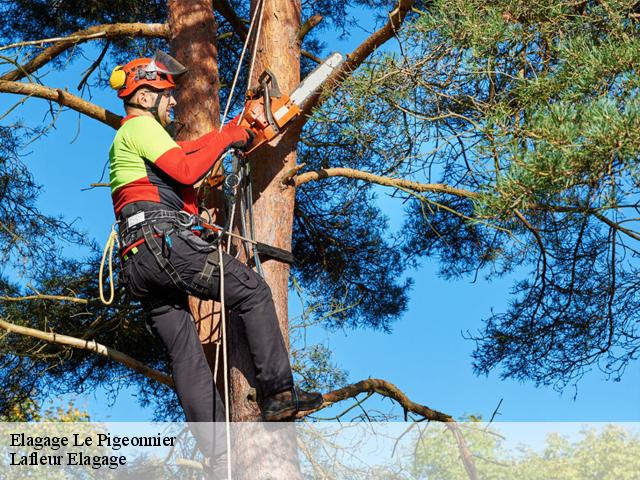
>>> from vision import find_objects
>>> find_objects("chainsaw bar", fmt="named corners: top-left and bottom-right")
top-left (288, 52), bottom-right (344, 108)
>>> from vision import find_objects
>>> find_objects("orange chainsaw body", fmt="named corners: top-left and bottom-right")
top-left (239, 94), bottom-right (301, 153)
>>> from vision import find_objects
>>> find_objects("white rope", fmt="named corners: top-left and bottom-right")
top-left (215, 3), bottom-right (268, 479)
top-left (217, 241), bottom-right (232, 480)
top-left (219, 0), bottom-right (266, 129)
top-left (237, 0), bottom-right (267, 123)
top-left (99, 224), bottom-right (119, 305)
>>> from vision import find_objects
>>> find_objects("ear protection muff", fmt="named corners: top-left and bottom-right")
top-left (109, 66), bottom-right (126, 90)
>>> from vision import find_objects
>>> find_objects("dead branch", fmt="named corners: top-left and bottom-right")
top-left (285, 167), bottom-right (477, 199)
top-left (300, 378), bottom-right (479, 480)
top-left (0, 317), bottom-right (173, 387)
top-left (1, 294), bottom-right (88, 304)
top-left (1, 23), bottom-right (169, 82)
top-left (300, 0), bottom-right (419, 117)
top-left (305, 378), bottom-right (451, 421)
top-left (0, 80), bottom-right (121, 129)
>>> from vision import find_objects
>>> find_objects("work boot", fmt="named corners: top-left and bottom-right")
top-left (262, 386), bottom-right (324, 421)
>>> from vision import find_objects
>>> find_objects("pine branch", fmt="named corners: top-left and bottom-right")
top-left (300, 0), bottom-right (419, 117)
top-left (1, 23), bottom-right (168, 82)
top-left (0, 79), bottom-right (121, 128)
top-left (298, 15), bottom-right (324, 42)
top-left (0, 318), bottom-right (173, 387)
top-left (284, 166), bottom-right (477, 199)
top-left (307, 378), bottom-right (451, 421)
top-left (212, 0), bottom-right (248, 38)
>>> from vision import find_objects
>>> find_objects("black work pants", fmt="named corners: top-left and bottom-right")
top-left (122, 227), bottom-right (294, 455)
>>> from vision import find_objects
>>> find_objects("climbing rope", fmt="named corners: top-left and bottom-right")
top-left (99, 224), bottom-right (119, 305)
top-left (217, 240), bottom-right (232, 480)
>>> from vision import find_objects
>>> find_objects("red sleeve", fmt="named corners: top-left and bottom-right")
top-left (176, 120), bottom-right (245, 154)
top-left (176, 131), bottom-right (217, 154)
top-left (154, 125), bottom-right (250, 185)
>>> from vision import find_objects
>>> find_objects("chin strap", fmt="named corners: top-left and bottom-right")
top-left (125, 91), bottom-right (164, 124)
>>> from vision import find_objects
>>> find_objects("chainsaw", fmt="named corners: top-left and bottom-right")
top-left (240, 51), bottom-right (343, 153)
top-left (205, 52), bottom-right (343, 188)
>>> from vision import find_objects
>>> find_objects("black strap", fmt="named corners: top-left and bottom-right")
top-left (255, 242), bottom-right (295, 265)
top-left (141, 224), bottom-right (189, 290)
top-left (194, 249), bottom-right (220, 293)
top-left (118, 210), bottom-right (195, 246)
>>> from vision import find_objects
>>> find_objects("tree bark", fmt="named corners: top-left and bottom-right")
top-left (229, 0), bottom-right (303, 478)
top-left (167, 0), bottom-right (225, 382)
top-left (167, 0), bottom-right (302, 476)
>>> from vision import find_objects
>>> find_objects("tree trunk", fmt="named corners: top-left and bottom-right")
top-left (229, 0), bottom-right (301, 422)
top-left (168, 0), bottom-right (224, 371)
top-left (168, 0), bottom-right (303, 477)
top-left (228, 1), bottom-right (303, 478)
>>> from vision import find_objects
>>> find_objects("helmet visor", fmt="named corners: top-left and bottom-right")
top-left (146, 50), bottom-right (188, 76)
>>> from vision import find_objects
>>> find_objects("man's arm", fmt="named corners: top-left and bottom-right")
top-left (128, 116), bottom-right (251, 185)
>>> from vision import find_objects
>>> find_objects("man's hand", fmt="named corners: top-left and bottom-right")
top-left (223, 123), bottom-right (256, 151)
top-left (235, 128), bottom-right (256, 151)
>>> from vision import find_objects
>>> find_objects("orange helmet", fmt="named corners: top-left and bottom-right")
top-left (110, 51), bottom-right (187, 98)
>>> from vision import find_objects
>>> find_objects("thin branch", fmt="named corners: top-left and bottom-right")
top-left (298, 15), bottom-right (324, 42)
top-left (1, 23), bottom-right (169, 82)
top-left (592, 211), bottom-right (640, 242)
top-left (300, 0), bottom-right (419, 118)
top-left (285, 167), bottom-right (477, 199)
top-left (302, 50), bottom-right (323, 64)
top-left (0, 80), bottom-right (121, 128)
top-left (0, 294), bottom-right (88, 304)
top-left (0, 318), bottom-right (173, 387)
top-left (77, 41), bottom-right (110, 91)
top-left (300, 378), bottom-right (479, 480)
top-left (0, 32), bottom-right (107, 51)
top-left (304, 378), bottom-right (452, 422)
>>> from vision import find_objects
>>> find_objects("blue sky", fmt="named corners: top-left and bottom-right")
top-left (2, 16), bottom-right (639, 423)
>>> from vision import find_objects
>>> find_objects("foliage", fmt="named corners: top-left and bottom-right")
top-left (412, 423), bottom-right (640, 479)
top-left (312, 0), bottom-right (640, 388)
top-left (0, 125), bottom-right (86, 272)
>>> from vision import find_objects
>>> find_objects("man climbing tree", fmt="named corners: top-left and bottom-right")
top-left (108, 45), bottom-right (322, 440)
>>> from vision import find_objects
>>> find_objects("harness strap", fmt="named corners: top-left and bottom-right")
top-left (195, 250), bottom-right (220, 292)
top-left (141, 224), bottom-right (190, 290)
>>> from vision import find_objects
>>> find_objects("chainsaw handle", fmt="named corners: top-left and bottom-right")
top-left (256, 69), bottom-right (282, 98)
top-left (261, 78), bottom-right (280, 135)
